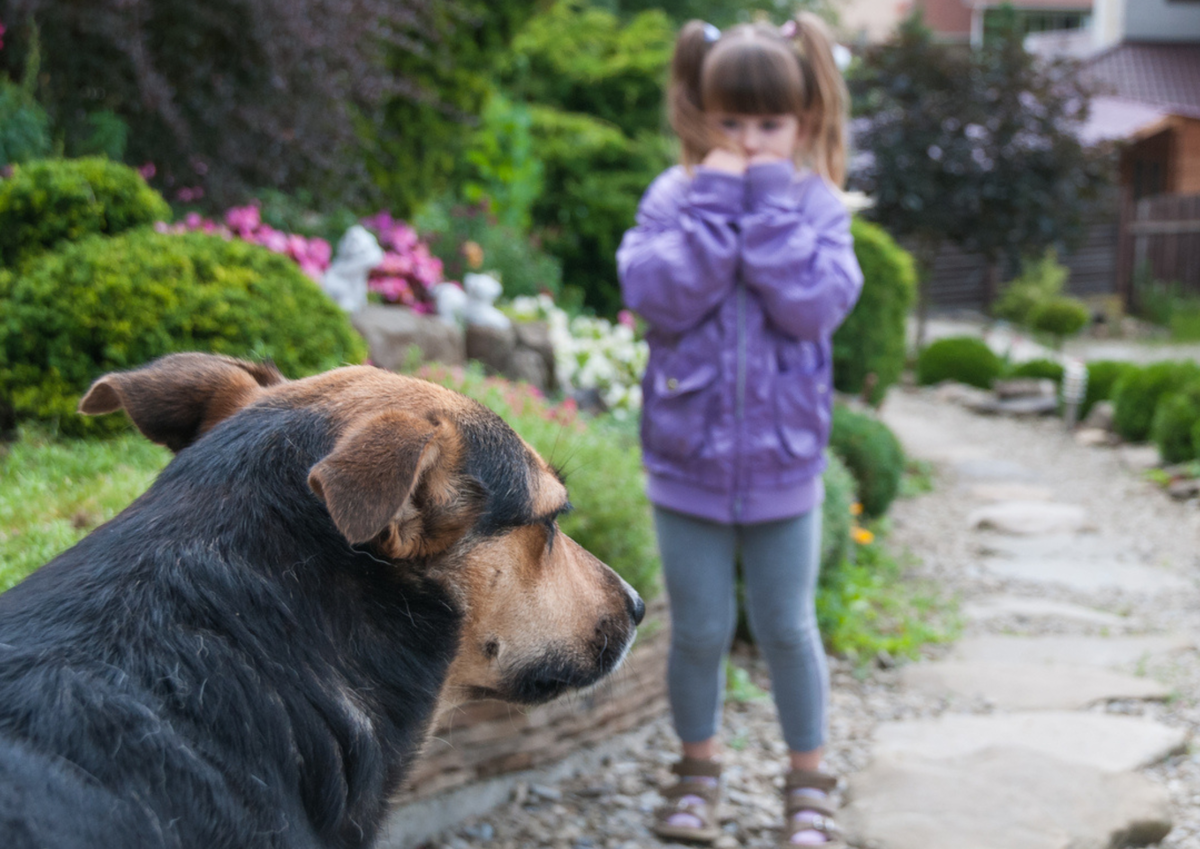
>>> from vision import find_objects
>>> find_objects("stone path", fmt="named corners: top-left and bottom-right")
top-left (389, 387), bottom-right (1200, 849)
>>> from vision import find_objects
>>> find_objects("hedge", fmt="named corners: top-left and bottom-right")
top-left (916, 336), bottom-right (1004, 389)
top-left (1111, 361), bottom-right (1200, 443)
top-left (829, 405), bottom-right (905, 519)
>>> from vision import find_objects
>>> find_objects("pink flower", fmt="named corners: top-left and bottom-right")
top-left (618, 310), bottom-right (637, 329)
top-left (308, 238), bottom-right (332, 267)
top-left (224, 204), bottom-right (261, 235)
top-left (184, 211), bottom-right (204, 229)
top-left (153, 221), bottom-right (170, 233)
top-left (260, 229), bottom-right (289, 254)
top-left (138, 162), bottom-right (157, 180)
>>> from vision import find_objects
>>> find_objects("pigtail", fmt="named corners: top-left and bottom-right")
top-left (669, 20), bottom-right (718, 168)
top-left (788, 13), bottom-right (849, 187)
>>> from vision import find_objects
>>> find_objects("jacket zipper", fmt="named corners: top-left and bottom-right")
top-left (733, 280), bottom-right (746, 522)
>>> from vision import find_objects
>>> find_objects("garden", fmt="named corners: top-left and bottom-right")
top-left (10, 3), bottom-right (1199, 841)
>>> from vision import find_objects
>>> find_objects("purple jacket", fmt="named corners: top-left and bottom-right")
top-left (617, 161), bottom-right (863, 524)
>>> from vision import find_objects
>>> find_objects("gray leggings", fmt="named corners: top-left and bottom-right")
top-left (654, 506), bottom-right (827, 752)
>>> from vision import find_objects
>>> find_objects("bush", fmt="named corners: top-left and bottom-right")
top-left (829, 405), bottom-right (905, 519)
top-left (820, 451), bottom-right (858, 577)
top-left (0, 229), bottom-right (367, 436)
top-left (916, 336), bottom-right (1004, 389)
top-left (413, 363), bottom-right (660, 598)
top-left (993, 250), bottom-right (1069, 325)
top-left (833, 219), bottom-right (917, 405)
top-left (1111, 361), bottom-right (1200, 443)
top-left (1028, 295), bottom-right (1090, 343)
top-left (1151, 383), bottom-right (1200, 464)
top-left (1082, 360), bottom-right (1137, 420)
top-left (1007, 358), bottom-right (1064, 384)
top-left (0, 158), bottom-right (171, 268)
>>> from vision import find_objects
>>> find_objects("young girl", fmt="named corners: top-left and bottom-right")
top-left (617, 14), bottom-right (862, 848)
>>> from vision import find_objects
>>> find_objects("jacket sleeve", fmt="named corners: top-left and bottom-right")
top-left (739, 161), bottom-right (863, 341)
top-left (617, 167), bottom-right (742, 335)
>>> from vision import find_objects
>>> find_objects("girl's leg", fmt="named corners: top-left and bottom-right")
top-left (653, 506), bottom-right (740, 748)
top-left (738, 508), bottom-right (828, 756)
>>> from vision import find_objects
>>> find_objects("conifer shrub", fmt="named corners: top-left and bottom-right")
top-left (915, 336), bottom-right (1003, 389)
top-left (0, 158), bottom-right (170, 267)
top-left (1150, 383), bottom-right (1200, 464)
top-left (1028, 295), bottom-right (1090, 344)
top-left (833, 219), bottom-right (917, 405)
top-left (1111, 361), bottom-right (1200, 443)
top-left (829, 405), bottom-right (905, 519)
top-left (0, 229), bottom-right (367, 436)
top-left (1081, 360), bottom-right (1137, 420)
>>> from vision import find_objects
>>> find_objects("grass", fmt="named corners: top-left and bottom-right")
top-left (0, 426), bottom-right (169, 592)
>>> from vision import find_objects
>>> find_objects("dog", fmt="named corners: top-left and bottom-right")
top-left (0, 353), bottom-right (644, 849)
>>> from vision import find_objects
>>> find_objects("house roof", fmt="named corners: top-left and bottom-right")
top-left (1083, 42), bottom-right (1200, 120)
top-left (1079, 96), bottom-right (1172, 145)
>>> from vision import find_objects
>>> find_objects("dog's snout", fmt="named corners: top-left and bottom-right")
top-left (628, 592), bottom-right (645, 626)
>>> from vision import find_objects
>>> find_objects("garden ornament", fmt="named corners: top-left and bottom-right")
top-left (321, 225), bottom-right (384, 313)
top-left (462, 272), bottom-right (512, 331)
top-left (1062, 358), bottom-right (1088, 429)
top-left (431, 282), bottom-right (469, 327)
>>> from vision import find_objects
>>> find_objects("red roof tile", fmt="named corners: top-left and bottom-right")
top-left (1083, 42), bottom-right (1200, 120)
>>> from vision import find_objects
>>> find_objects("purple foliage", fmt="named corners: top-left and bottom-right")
top-left (1, 0), bottom-right (440, 206)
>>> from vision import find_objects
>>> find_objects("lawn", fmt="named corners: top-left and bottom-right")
top-left (0, 427), bottom-right (169, 592)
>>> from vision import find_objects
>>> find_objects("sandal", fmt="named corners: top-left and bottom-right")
top-left (781, 769), bottom-right (845, 848)
top-left (652, 757), bottom-right (723, 844)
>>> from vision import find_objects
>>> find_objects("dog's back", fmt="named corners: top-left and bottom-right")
top-left (0, 407), bottom-right (459, 848)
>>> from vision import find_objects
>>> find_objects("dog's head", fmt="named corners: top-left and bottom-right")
top-left (80, 353), bottom-right (644, 707)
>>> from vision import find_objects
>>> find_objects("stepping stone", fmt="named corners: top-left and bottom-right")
top-left (954, 458), bottom-right (1042, 483)
top-left (900, 661), bottom-right (1171, 710)
top-left (964, 482), bottom-right (1056, 503)
top-left (841, 748), bottom-right (1172, 849)
top-left (968, 501), bottom-right (1093, 535)
top-left (872, 711), bottom-right (1188, 772)
top-left (980, 553), bottom-right (1192, 594)
top-left (951, 633), bottom-right (1195, 670)
top-left (881, 408), bottom-right (987, 464)
top-left (963, 596), bottom-right (1126, 627)
top-left (1118, 444), bottom-right (1161, 471)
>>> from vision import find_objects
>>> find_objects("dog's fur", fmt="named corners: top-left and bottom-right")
top-left (0, 353), bottom-right (643, 849)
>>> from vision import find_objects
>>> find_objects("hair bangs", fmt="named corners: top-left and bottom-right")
top-left (701, 35), bottom-right (805, 116)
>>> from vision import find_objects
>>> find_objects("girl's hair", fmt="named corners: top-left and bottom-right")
top-left (667, 13), bottom-right (848, 187)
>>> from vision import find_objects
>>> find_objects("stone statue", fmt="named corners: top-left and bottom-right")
top-left (321, 225), bottom-right (384, 313)
top-left (462, 272), bottom-right (511, 331)
top-left (432, 273), bottom-right (511, 331)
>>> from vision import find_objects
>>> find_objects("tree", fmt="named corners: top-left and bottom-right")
top-left (0, 0), bottom-right (452, 208)
top-left (850, 12), bottom-right (1111, 342)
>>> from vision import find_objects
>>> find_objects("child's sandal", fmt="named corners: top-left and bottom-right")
top-left (781, 768), bottom-right (845, 848)
top-left (652, 757), bottom-right (723, 844)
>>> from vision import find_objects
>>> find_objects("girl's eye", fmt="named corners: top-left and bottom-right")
top-left (720, 119), bottom-right (741, 131)
top-left (761, 120), bottom-right (780, 132)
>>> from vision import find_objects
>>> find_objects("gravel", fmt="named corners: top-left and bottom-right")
top-left (414, 387), bottom-right (1200, 849)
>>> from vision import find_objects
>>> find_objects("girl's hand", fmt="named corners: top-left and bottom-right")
top-left (702, 148), bottom-right (747, 175)
top-left (747, 152), bottom-right (788, 167)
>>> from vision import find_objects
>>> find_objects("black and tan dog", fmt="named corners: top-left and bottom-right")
top-left (0, 353), bottom-right (643, 849)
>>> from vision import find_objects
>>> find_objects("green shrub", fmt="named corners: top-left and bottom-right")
top-left (0, 158), bottom-right (171, 268)
top-left (416, 197), bottom-right (563, 301)
top-left (0, 229), bottom-right (367, 436)
top-left (1081, 360), bottom-right (1137, 420)
top-left (833, 219), bottom-right (917, 405)
top-left (413, 363), bottom-right (660, 598)
top-left (1007, 358), bottom-right (1065, 384)
top-left (0, 80), bottom-right (52, 167)
top-left (829, 405), bottom-right (905, 519)
top-left (916, 336), bottom-right (1004, 389)
top-left (1028, 295), bottom-right (1090, 343)
top-left (820, 450), bottom-right (858, 577)
top-left (1151, 383), bottom-right (1200, 464)
top-left (993, 250), bottom-right (1068, 325)
top-left (1111, 361), bottom-right (1200, 443)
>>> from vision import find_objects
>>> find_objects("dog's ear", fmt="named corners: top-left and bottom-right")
top-left (78, 353), bottom-right (285, 452)
top-left (307, 410), bottom-right (444, 546)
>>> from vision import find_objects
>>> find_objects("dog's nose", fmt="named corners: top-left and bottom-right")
top-left (628, 593), bottom-right (645, 626)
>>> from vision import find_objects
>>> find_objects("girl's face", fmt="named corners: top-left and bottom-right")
top-left (707, 112), bottom-right (805, 162)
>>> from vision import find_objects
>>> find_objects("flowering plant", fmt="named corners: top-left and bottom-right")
top-left (156, 203), bottom-right (331, 281)
top-left (360, 212), bottom-right (444, 312)
top-left (507, 294), bottom-right (648, 417)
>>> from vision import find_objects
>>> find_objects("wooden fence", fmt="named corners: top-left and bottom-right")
top-left (1118, 193), bottom-right (1200, 302)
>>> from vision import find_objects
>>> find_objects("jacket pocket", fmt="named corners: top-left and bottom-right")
top-left (774, 341), bottom-right (830, 460)
top-left (644, 355), bottom-right (719, 460)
